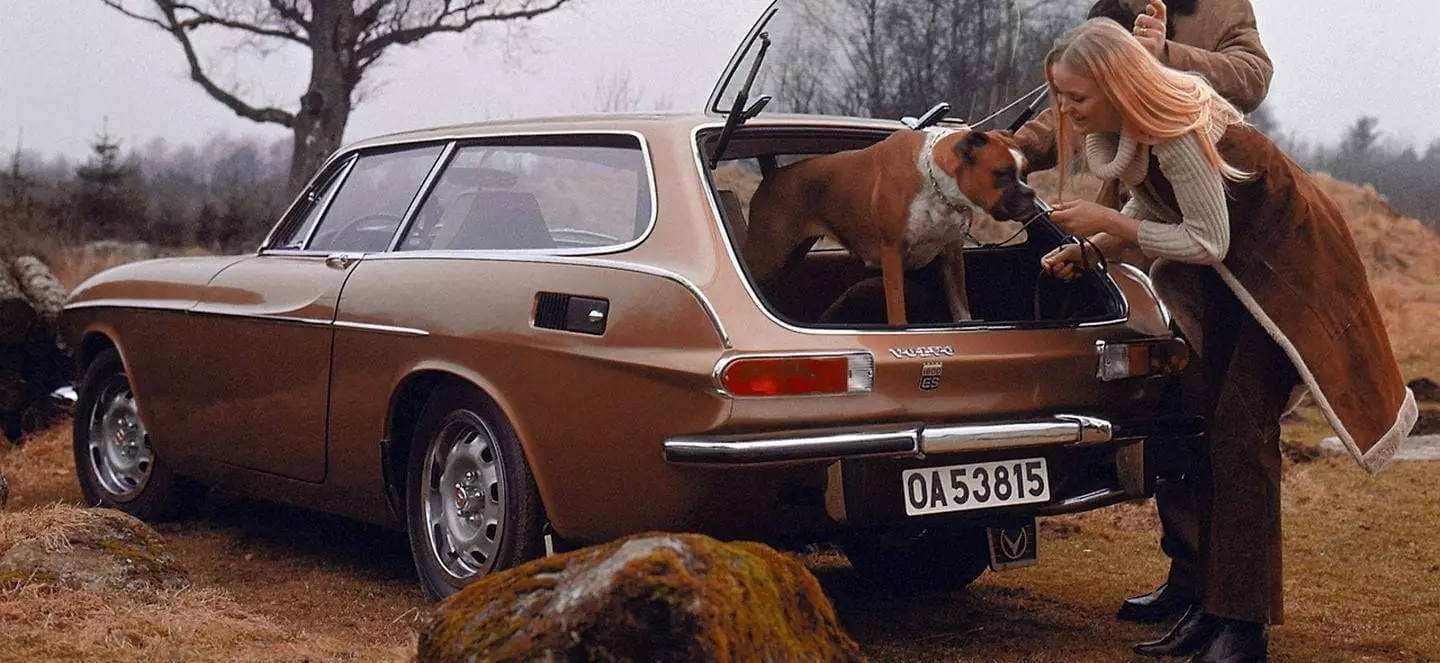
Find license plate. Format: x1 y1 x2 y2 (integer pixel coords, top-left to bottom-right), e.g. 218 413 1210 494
902 457 1050 516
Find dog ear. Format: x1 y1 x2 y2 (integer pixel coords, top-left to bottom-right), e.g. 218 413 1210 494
954 131 990 165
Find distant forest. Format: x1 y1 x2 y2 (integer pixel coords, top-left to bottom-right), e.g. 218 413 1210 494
2 130 291 252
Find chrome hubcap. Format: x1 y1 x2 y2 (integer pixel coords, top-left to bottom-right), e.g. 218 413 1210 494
86 375 153 501
423 411 506 581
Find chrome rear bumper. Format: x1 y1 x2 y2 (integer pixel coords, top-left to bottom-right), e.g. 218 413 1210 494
663 414 1199 466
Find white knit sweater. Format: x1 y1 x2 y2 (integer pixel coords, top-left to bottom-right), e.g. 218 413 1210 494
1084 122 1232 264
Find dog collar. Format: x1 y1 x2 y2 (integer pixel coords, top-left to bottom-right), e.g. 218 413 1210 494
920 127 983 227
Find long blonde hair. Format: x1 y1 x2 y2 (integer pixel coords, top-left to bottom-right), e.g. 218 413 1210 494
1045 18 1248 199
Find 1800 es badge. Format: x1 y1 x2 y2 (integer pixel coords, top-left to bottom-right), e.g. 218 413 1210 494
919 362 943 391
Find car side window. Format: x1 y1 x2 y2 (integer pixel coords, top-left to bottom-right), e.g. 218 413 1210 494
268 160 351 250
398 134 652 252
306 145 444 253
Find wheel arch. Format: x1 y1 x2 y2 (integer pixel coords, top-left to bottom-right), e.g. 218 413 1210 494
380 368 538 528
78 330 120 375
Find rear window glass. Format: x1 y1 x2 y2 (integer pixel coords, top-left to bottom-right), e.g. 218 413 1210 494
398 134 652 252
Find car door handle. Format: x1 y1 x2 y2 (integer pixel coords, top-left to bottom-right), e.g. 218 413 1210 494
325 253 361 269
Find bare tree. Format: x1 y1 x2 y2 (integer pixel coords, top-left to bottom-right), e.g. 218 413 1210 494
581 70 674 113
103 0 576 196
759 0 1086 124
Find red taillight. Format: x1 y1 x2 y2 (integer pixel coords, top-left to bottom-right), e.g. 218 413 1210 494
1096 338 1190 381
718 353 874 397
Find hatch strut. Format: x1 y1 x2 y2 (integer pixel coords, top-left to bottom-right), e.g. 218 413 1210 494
708 32 773 169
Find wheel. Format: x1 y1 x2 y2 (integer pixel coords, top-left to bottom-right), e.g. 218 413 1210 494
73 348 203 520
842 525 991 593
405 384 546 601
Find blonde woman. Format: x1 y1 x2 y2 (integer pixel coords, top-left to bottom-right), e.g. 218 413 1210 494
1020 0 1275 630
1039 18 1417 663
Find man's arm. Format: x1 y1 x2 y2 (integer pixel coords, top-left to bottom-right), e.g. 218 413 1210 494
1162 1 1273 112
1013 106 1060 174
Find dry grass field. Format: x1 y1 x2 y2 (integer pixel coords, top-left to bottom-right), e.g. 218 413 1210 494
2 174 1438 661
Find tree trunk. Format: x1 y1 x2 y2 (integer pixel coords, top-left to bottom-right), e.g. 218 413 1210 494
287 2 359 198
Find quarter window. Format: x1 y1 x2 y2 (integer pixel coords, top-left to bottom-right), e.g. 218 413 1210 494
269 160 350 250
307 145 445 253
398 134 652 252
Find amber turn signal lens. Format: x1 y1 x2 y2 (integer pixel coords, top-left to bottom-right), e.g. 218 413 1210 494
1096 338 1189 382
719 353 874 397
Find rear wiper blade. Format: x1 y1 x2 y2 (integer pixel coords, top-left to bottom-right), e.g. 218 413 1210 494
708 32 773 168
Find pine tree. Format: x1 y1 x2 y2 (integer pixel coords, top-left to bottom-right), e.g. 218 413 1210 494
73 123 145 240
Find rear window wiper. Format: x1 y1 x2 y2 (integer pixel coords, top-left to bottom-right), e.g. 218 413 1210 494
709 32 773 168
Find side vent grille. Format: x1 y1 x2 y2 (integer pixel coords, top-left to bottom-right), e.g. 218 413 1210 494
534 292 569 330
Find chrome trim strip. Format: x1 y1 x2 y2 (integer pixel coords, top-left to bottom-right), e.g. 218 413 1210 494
664 425 920 466
1115 262 1172 328
333 320 430 337
64 301 191 313
388 141 457 252
1036 488 1132 516
687 122 1131 336
364 251 730 348
922 415 1113 454
185 309 333 327
665 414 1118 465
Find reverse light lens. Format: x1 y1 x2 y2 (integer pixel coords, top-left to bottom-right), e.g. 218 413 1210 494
719 353 874 397
1097 339 1190 382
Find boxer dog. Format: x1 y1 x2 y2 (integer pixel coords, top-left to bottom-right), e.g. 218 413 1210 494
742 126 1041 326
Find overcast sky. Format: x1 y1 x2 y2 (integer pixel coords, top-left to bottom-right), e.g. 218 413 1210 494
2 0 1437 161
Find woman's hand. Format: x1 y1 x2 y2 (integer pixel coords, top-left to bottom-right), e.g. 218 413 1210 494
1133 0 1168 58
1049 199 1121 237
1040 243 1094 281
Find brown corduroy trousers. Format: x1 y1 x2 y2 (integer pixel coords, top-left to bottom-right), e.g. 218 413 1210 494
1164 264 1299 625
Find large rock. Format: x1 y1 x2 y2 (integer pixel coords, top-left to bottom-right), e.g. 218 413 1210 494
0 254 74 442
9 256 67 332
0 507 189 592
418 532 864 663
0 265 35 345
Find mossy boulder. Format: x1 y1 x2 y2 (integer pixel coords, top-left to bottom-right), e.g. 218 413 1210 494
0 507 189 591
418 532 864 663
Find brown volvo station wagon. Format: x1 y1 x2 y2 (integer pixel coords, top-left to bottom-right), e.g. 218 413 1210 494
62 1 1202 600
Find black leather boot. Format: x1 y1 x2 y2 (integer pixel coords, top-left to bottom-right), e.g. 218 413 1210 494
1187 618 1268 663
1133 604 1219 658
1118 582 1195 624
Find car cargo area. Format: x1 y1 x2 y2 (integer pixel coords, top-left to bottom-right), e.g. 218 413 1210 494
698 125 1127 330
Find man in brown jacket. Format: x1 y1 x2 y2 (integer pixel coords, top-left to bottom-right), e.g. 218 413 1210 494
1012 0 1275 629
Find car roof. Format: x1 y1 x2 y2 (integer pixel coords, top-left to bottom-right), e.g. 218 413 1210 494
340 111 913 152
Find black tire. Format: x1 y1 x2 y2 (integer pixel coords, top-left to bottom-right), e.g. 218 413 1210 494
73 348 203 520
842 525 991 593
405 383 546 601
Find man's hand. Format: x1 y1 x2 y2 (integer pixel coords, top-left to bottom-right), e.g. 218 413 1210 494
1133 0 1168 58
